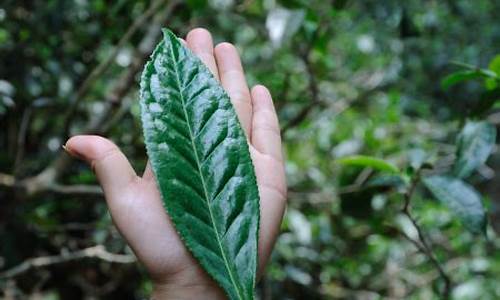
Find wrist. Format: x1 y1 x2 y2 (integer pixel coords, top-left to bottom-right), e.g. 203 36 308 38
152 282 226 300
147 257 227 299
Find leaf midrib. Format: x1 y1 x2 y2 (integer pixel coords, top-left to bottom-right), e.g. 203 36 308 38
167 39 245 300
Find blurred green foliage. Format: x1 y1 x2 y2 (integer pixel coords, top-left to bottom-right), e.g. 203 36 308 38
1 0 500 299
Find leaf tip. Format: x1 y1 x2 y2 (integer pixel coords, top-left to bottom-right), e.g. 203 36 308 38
161 28 183 47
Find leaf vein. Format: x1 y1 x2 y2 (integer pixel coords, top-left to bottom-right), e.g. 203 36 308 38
168 40 244 300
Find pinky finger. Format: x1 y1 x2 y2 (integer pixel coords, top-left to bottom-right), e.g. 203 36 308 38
250 85 282 162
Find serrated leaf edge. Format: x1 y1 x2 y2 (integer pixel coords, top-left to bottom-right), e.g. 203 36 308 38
139 29 260 300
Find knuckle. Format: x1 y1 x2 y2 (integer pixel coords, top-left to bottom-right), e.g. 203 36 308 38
230 90 251 105
253 121 281 137
90 146 121 171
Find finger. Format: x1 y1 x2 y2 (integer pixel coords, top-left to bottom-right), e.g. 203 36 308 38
64 135 138 205
186 28 219 80
142 161 155 181
250 85 283 162
253 162 287 274
252 148 287 275
214 42 253 136
248 85 286 274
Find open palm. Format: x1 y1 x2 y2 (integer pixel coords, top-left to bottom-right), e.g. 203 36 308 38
66 28 286 297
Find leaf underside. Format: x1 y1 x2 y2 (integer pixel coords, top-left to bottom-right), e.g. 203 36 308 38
423 175 486 234
140 29 259 300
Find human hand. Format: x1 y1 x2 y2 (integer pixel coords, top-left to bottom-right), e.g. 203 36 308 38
65 28 286 299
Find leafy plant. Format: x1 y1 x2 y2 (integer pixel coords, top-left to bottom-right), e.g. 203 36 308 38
442 59 500 117
139 29 260 300
336 54 500 299
441 68 497 91
423 176 486 234
3 1 500 299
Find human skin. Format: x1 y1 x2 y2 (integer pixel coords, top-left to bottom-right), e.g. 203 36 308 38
65 28 287 299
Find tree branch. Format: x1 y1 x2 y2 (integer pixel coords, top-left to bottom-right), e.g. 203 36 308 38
0 172 15 187
402 258 463 298
4 1 182 197
48 184 103 196
401 170 452 299
280 42 392 134
61 0 168 139
0 172 102 196
280 43 320 133
13 107 32 175
0 245 135 279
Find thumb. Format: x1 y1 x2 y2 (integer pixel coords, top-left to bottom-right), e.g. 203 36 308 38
64 135 138 205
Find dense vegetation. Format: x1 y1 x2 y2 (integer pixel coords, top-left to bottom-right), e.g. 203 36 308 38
1 0 500 299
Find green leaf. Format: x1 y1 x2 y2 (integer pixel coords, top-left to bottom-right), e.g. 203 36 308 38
450 61 498 77
453 121 496 178
407 148 428 170
139 29 259 300
366 174 406 189
488 54 500 75
423 176 486 234
485 77 498 90
441 70 485 90
485 55 500 90
336 155 399 173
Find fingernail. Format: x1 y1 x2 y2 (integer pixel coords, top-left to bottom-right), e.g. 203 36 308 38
62 144 85 160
